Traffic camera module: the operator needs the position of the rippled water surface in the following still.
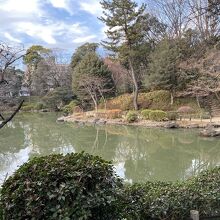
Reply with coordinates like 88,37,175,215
0,113,220,184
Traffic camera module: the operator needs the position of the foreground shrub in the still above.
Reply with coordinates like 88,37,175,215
126,111,138,123
141,109,152,120
1,152,122,220
121,167,220,220
1,153,219,220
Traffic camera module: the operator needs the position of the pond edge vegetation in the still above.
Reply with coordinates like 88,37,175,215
0,152,219,220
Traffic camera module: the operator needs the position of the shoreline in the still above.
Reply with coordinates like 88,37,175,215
57,114,220,129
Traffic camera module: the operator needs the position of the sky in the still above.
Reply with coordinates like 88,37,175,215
0,0,108,51
0,0,151,58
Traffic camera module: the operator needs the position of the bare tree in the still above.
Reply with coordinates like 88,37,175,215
27,48,72,95
78,75,113,112
0,42,25,84
153,0,189,39
0,42,26,129
187,0,220,40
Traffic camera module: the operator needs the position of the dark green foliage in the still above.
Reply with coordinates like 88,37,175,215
34,102,46,110
72,51,115,109
43,87,74,111
0,153,220,220
1,152,122,220
23,45,51,68
145,39,200,97
126,111,138,123
121,167,220,220
61,100,80,114
70,43,98,70
149,110,167,121
167,111,178,121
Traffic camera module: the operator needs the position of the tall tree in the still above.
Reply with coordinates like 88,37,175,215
187,0,220,41
145,39,195,105
23,45,51,92
153,0,189,39
99,0,147,110
72,51,114,111
70,43,98,70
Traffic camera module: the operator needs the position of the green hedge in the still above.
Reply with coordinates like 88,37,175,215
1,153,220,220
122,167,220,219
149,110,167,121
126,111,138,123
1,153,122,220
141,109,152,120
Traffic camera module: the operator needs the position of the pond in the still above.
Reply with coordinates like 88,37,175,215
0,113,220,184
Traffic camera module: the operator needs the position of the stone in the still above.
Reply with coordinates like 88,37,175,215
185,124,200,129
96,120,107,125
164,121,179,129
200,127,220,137
41,109,49,112
57,117,65,122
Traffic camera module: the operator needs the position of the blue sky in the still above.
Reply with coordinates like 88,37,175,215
0,0,109,51
0,0,154,54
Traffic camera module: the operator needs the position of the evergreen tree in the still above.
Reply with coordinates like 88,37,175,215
145,39,181,105
99,0,147,110
70,43,98,70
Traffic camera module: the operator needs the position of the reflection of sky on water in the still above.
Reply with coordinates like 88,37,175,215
0,113,220,185
0,147,31,184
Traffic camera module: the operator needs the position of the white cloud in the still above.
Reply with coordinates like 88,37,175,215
16,22,56,44
80,0,102,16
48,0,73,14
1,0,41,15
0,0,104,49
4,32,22,43
73,34,96,43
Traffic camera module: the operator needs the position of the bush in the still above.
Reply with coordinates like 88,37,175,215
1,152,122,220
62,100,80,114
167,111,178,121
21,103,36,111
0,153,220,220
141,109,152,120
35,102,46,110
121,167,220,220
149,110,167,121
43,88,75,111
103,90,172,111
126,111,138,123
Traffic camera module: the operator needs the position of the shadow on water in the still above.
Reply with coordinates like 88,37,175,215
0,112,220,184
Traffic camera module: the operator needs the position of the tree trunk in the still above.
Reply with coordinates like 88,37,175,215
171,91,174,105
128,58,138,110
196,95,201,108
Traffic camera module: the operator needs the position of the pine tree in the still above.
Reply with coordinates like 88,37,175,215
99,0,146,110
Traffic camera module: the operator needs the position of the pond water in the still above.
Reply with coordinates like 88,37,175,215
0,113,220,184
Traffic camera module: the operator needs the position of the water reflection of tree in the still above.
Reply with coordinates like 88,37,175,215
102,126,220,182
1,114,220,183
